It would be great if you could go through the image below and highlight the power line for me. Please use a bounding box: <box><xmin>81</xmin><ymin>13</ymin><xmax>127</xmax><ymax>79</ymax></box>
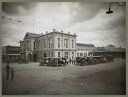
<box><xmin>2</xmin><ymin>15</ymin><xmax>45</xmax><ymax>28</ymax></box>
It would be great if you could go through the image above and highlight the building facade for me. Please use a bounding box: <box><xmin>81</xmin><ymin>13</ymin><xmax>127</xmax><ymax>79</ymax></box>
<box><xmin>76</xmin><ymin>43</ymin><xmax>96</xmax><ymax>57</ymax></box>
<box><xmin>20</xmin><ymin>29</ymin><xmax>79</xmax><ymax>62</ymax></box>
<box><xmin>20</xmin><ymin>32</ymin><xmax>40</xmax><ymax>62</ymax></box>
<box><xmin>2</xmin><ymin>45</ymin><xmax>20</xmax><ymax>62</ymax></box>
<box><xmin>93</xmin><ymin>45</ymin><xmax>126</xmax><ymax>58</ymax></box>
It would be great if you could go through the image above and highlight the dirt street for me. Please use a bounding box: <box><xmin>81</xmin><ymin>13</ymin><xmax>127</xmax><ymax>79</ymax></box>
<box><xmin>2</xmin><ymin>59</ymin><xmax>126</xmax><ymax>95</ymax></box>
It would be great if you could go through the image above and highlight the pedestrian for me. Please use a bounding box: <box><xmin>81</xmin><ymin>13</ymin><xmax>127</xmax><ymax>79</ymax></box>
<box><xmin>11</xmin><ymin>67</ymin><xmax>14</xmax><ymax>81</ymax></box>
<box><xmin>69</xmin><ymin>58</ymin><xmax>71</xmax><ymax>64</ymax></box>
<box><xmin>6</xmin><ymin>62</ymin><xmax>10</xmax><ymax>80</ymax></box>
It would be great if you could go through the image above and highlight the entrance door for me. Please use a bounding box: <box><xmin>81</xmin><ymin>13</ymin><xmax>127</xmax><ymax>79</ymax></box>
<box><xmin>33</xmin><ymin>54</ymin><xmax>37</xmax><ymax>62</ymax></box>
<box><xmin>44</xmin><ymin>53</ymin><xmax>47</xmax><ymax>58</ymax></box>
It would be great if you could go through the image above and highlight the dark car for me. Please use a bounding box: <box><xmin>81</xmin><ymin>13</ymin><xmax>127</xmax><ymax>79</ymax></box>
<box><xmin>39</xmin><ymin>57</ymin><xmax>51</xmax><ymax>66</ymax></box>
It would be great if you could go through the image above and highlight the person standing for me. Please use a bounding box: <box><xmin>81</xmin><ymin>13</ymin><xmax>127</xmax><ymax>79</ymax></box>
<box><xmin>11</xmin><ymin>67</ymin><xmax>14</xmax><ymax>81</ymax></box>
<box><xmin>6</xmin><ymin>62</ymin><xmax>10</xmax><ymax>80</ymax></box>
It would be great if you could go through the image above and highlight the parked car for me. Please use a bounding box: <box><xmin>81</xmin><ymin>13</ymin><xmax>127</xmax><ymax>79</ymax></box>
<box><xmin>39</xmin><ymin>57</ymin><xmax>67</xmax><ymax>67</ymax></box>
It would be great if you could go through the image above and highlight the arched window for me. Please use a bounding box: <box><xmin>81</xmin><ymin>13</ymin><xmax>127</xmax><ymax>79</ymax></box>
<box><xmin>80</xmin><ymin>53</ymin><xmax>83</xmax><ymax>57</ymax></box>
<box><xmin>58</xmin><ymin>38</ymin><xmax>60</xmax><ymax>48</ymax></box>
<box><xmin>64</xmin><ymin>38</ymin><xmax>68</xmax><ymax>48</ymax></box>
<box><xmin>72</xmin><ymin>39</ymin><xmax>74</xmax><ymax>48</ymax></box>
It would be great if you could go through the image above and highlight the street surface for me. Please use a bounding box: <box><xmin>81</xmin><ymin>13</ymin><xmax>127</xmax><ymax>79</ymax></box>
<box><xmin>2</xmin><ymin>59</ymin><xmax>126</xmax><ymax>95</ymax></box>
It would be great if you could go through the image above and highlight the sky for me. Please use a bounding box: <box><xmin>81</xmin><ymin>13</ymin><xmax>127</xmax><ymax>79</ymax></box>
<box><xmin>2</xmin><ymin>2</ymin><xmax>126</xmax><ymax>48</ymax></box>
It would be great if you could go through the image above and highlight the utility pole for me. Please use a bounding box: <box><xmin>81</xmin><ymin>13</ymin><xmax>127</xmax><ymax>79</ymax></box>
<box><xmin>33</xmin><ymin>16</ymin><xmax>34</xmax><ymax>33</ymax></box>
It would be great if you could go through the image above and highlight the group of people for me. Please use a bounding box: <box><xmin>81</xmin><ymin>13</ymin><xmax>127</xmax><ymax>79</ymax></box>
<box><xmin>68</xmin><ymin>58</ymin><xmax>76</xmax><ymax>65</ymax></box>
<box><xmin>6</xmin><ymin>62</ymin><xmax>14</xmax><ymax>81</ymax></box>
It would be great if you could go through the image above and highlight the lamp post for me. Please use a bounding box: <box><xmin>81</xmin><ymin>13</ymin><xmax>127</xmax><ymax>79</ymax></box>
<box><xmin>106</xmin><ymin>2</ymin><xmax>126</xmax><ymax>14</ymax></box>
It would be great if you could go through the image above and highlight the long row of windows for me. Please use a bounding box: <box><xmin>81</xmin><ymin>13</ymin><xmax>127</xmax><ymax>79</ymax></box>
<box><xmin>34</xmin><ymin>38</ymin><xmax>75</xmax><ymax>50</ymax></box>
<box><xmin>58</xmin><ymin>38</ymin><xmax>74</xmax><ymax>48</ymax></box>
<box><xmin>77</xmin><ymin>52</ymin><xmax>87</xmax><ymax>57</ymax></box>
<box><xmin>77</xmin><ymin>52</ymin><xmax>93</xmax><ymax>57</ymax></box>
<box><xmin>35</xmin><ymin>38</ymin><xmax>53</xmax><ymax>50</ymax></box>
<box><xmin>57</xmin><ymin>52</ymin><xmax>74</xmax><ymax>59</ymax></box>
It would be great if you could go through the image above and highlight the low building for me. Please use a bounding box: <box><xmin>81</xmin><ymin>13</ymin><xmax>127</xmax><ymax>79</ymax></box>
<box><xmin>93</xmin><ymin>45</ymin><xmax>126</xmax><ymax>58</ymax></box>
<box><xmin>76</xmin><ymin>43</ymin><xmax>96</xmax><ymax>57</ymax></box>
<box><xmin>2</xmin><ymin>45</ymin><xmax>20</xmax><ymax>63</ymax></box>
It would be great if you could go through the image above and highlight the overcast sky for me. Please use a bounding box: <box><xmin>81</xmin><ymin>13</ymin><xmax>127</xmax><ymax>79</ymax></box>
<box><xmin>2</xmin><ymin>2</ymin><xmax>126</xmax><ymax>48</ymax></box>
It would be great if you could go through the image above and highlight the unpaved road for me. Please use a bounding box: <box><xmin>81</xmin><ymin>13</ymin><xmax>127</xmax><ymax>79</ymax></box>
<box><xmin>2</xmin><ymin>59</ymin><xmax>126</xmax><ymax>95</ymax></box>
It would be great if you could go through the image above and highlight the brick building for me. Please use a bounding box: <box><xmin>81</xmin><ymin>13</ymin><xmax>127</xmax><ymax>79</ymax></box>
<box><xmin>2</xmin><ymin>45</ymin><xmax>20</xmax><ymax>62</ymax></box>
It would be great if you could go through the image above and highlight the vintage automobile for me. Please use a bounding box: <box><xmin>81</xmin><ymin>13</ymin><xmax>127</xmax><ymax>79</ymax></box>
<box><xmin>76</xmin><ymin>57</ymin><xmax>90</xmax><ymax>66</ymax></box>
<box><xmin>49</xmin><ymin>57</ymin><xmax>67</xmax><ymax>67</ymax></box>
<box><xmin>39</xmin><ymin>57</ymin><xmax>67</xmax><ymax>67</ymax></box>
<box><xmin>76</xmin><ymin>56</ymin><xmax>104</xmax><ymax>66</ymax></box>
<box><xmin>39</xmin><ymin>57</ymin><xmax>51</xmax><ymax>66</ymax></box>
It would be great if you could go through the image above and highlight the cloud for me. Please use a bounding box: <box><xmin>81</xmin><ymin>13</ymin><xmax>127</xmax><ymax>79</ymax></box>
<box><xmin>68</xmin><ymin>2</ymin><xmax>110</xmax><ymax>23</ymax></box>
<box><xmin>2</xmin><ymin>2</ymin><xmax>38</xmax><ymax>15</ymax></box>
<box><xmin>1</xmin><ymin>2</ymin><xmax>126</xmax><ymax>48</ymax></box>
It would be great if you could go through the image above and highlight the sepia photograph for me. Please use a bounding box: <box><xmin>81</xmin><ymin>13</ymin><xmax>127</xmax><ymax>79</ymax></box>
<box><xmin>1</xmin><ymin>2</ymin><xmax>126</xmax><ymax>95</ymax></box>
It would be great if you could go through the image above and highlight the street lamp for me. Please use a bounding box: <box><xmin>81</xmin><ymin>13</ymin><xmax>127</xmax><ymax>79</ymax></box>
<box><xmin>106</xmin><ymin>2</ymin><xmax>126</xmax><ymax>14</ymax></box>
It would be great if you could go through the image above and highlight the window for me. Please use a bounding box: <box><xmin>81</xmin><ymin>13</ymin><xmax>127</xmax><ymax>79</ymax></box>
<box><xmin>50</xmin><ymin>38</ymin><xmax>53</xmax><ymax>48</ymax></box>
<box><xmin>34</xmin><ymin>41</ymin><xmax>36</xmax><ymax>50</ymax></box>
<box><xmin>84</xmin><ymin>53</ymin><xmax>86</xmax><ymax>57</ymax></box>
<box><xmin>48</xmin><ymin>38</ymin><xmax>50</xmax><ymax>48</ymax></box>
<box><xmin>27</xmin><ymin>41</ymin><xmax>29</xmax><ymax>50</ymax></box>
<box><xmin>38</xmin><ymin>40</ymin><xmax>40</xmax><ymax>49</ymax></box>
<box><xmin>44</xmin><ymin>53</ymin><xmax>47</xmax><ymax>58</ymax></box>
<box><xmin>65</xmin><ymin>52</ymin><xmax>68</xmax><ymax>59</ymax></box>
<box><xmin>58</xmin><ymin>52</ymin><xmax>60</xmax><ymax>57</ymax></box>
<box><xmin>43</xmin><ymin>39</ymin><xmax>46</xmax><ymax>48</ymax></box>
<box><xmin>72</xmin><ymin>39</ymin><xmax>74</xmax><ymax>48</ymax></box>
<box><xmin>58</xmin><ymin>38</ymin><xmax>60</xmax><ymax>48</ymax></box>
<box><xmin>80</xmin><ymin>53</ymin><xmax>83</xmax><ymax>57</ymax></box>
<box><xmin>64</xmin><ymin>38</ymin><xmax>68</xmax><ymax>48</ymax></box>
<box><xmin>41</xmin><ymin>40</ymin><xmax>43</xmax><ymax>49</ymax></box>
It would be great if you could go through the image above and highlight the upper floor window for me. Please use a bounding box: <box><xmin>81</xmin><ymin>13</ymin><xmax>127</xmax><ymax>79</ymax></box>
<box><xmin>27</xmin><ymin>41</ymin><xmax>29</xmax><ymax>50</ymax></box>
<box><xmin>48</xmin><ymin>38</ymin><xmax>53</xmax><ymax>48</ymax></box>
<box><xmin>58</xmin><ymin>38</ymin><xmax>60</xmax><ymax>48</ymax></box>
<box><xmin>48</xmin><ymin>38</ymin><xmax>50</xmax><ymax>48</ymax></box>
<box><xmin>64</xmin><ymin>38</ymin><xmax>68</xmax><ymax>48</ymax></box>
<box><xmin>43</xmin><ymin>39</ymin><xmax>46</xmax><ymax>48</ymax></box>
<box><xmin>72</xmin><ymin>39</ymin><xmax>74</xmax><ymax>48</ymax></box>
<box><xmin>39</xmin><ymin>40</ymin><xmax>40</xmax><ymax>49</ymax></box>
<box><xmin>33</xmin><ymin>41</ymin><xmax>36</xmax><ymax>50</ymax></box>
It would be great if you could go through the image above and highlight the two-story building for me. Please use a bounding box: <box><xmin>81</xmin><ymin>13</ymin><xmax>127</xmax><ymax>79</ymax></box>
<box><xmin>20</xmin><ymin>32</ymin><xmax>40</xmax><ymax>62</ymax></box>
<box><xmin>20</xmin><ymin>29</ymin><xmax>77</xmax><ymax>62</ymax></box>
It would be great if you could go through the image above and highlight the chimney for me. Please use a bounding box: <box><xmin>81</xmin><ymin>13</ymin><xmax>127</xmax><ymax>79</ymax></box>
<box><xmin>74</xmin><ymin>33</ymin><xmax>76</xmax><ymax>35</ymax></box>
<box><xmin>46</xmin><ymin>31</ymin><xmax>48</xmax><ymax>34</ymax></box>
<box><xmin>61</xmin><ymin>30</ymin><xmax>63</xmax><ymax>33</ymax></box>
<box><xmin>68</xmin><ymin>32</ymin><xmax>70</xmax><ymax>34</ymax></box>
<box><xmin>53</xmin><ymin>29</ymin><xmax>56</xmax><ymax>32</ymax></box>
<box><xmin>41</xmin><ymin>33</ymin><xmax>43</xmax><ymax>35</ymax></box>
